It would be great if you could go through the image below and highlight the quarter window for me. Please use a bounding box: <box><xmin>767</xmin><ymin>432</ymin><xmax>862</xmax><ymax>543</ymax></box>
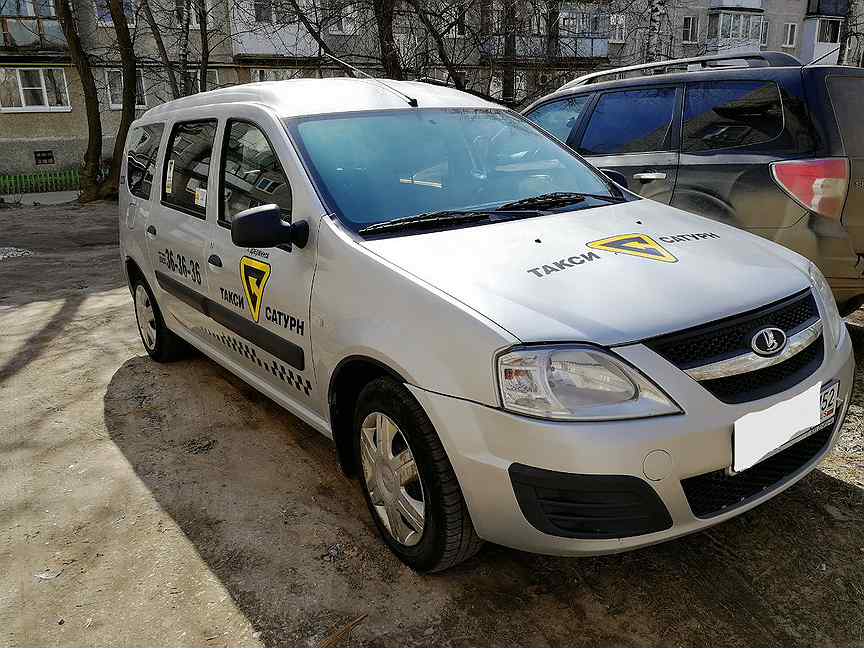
<box><xmin>579</xmin><ymin>87</ymin><xmax>676</xmax><ymax>155</ymax></box>
<box><xmin>682</xmin><ymin>81</ymin><xmax>783</xmax><ymax>152</ymax></box>
<box><xmin>127</xmin><ymin>123</ymin><xmax>164</xmax><ymax>200</ymax></box>
<box><xmin>527</xmin><ymin>95</ymin><xmax>590</xmax><ymax>144</ymax></box>
<box><xmin>162</xmin><ymin>120</ymin><xmax>217</xmax><ymax>217</ymax></box>
<box><xmin>221</xmin><ymin>121</ymin><xmax>293</xmax><ymax>225</ymax></box>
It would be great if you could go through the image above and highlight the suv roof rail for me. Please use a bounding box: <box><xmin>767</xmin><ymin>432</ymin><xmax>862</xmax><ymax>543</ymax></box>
<box><xmin>559</xmin><ymin>51</ymin><xmax>802</xmax><ymax>90</ymax></box>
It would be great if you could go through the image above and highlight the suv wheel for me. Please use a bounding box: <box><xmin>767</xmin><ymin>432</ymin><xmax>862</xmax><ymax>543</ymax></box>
<box><xmin>132</xmin><ymin>277</ymin><xmax>187</xmax><ymax>362</ymax></box>
<box><xmin>353</xmin><ymin>377</ymin><xmax>483</xmax><ymax>572</ymax></box>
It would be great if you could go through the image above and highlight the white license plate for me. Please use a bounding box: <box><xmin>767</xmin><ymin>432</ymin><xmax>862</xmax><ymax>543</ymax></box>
<box><xmin>733</xmin><ymin>381</ymin><xmax>840</xmax><ymax>473</ymax></box>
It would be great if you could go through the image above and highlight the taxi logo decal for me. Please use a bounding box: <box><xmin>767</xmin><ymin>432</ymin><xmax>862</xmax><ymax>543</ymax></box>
<box><xmin>586</xmin><ymin>233</ymin><xmax>677</xmax><ymax>263</ymax></box>
<box><xmin>240</xmin><ymin>256</ymin><xmax>272</xmax><ymax>322</ymax></box>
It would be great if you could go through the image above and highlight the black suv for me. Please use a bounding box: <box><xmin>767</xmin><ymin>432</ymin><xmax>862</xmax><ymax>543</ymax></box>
<box><xmin>523</xmin><ymin>52</ymin><xmax>864</xmax><ymax>313</ymax></box>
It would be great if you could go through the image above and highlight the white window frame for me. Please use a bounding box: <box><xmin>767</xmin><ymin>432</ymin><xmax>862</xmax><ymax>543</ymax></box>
<box><xmin>0</xmin><ymin>67</ymin><xmax>70</xmax><ymax>112</ymax></box>
<box><xmin>783</xmin><ymin>22</ymin><xmax>797</xmax><ymax>48</ymax></box>
<box><xmin>760</xmin><ymin>19</ymin><xmax>769</xmax><ymax>46</ymax></box>
<box><xmin>328</xmin><ymin>1</ymin><xmax>356</xmax><ymax>34</ymax></box>
<box><xmin>682</xmin><ymin>15</ymin><xmax>698</xmax><ymax>44</ymax></box>
<box><xmin>609</xmin><ymin>13</ymin><xmax>625</xmax><ymax>43</ymax></box>
<box><xmin>192</xmin><ymin>68</ymin><xmax>220</xmax><ymax>91</ymax></box>
<box><xmin>94</xmin><ymin>0</ymin><xmax>136</xmax><ymax>27</ymax></box>
<box><xmin>817</xmin><ymin>17</ymin><xmax>842</xmax><ymax>44</ymax></box>
<box><xmin>106</xmin><ymin>68</ymin><xmax>147</xmax><ymax>110</ymax></box>
<box><xmin>252</xmin><ymin>0</ymin><xmax>271</xmax><ymax>23</ymax></box>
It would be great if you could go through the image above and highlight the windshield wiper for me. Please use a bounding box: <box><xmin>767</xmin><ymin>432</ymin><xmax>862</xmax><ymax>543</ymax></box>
<box><xmin>497</xmin><ymin>191</ymin><xmax>626</xmax><ymax>211</ymax></box>
<box><xmin>358</xmin><ymin>210</ymin><xmax>495</xmax><ymax>235</ymax></box>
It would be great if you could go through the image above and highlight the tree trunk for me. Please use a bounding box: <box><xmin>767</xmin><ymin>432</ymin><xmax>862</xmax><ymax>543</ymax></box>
<box><xmin>544</xmin><ymin>0</ymin><xmax>560</xmax><ymax>60</ymax></box>
<box><xmin>646</xmin><ymin>0</ymin><xmax>666</xmax><ymax>62</ymax></box>
<box><xmin>373</xmin><ymin>0</ymin><xmax>404</xmax><ymax>78</ymax></box>
<box><xmin>55</xmin><ymin>0</ymin><xmax>103</xmax><ymax>202</ymax></box>
<box><xmin>409</xmin><ymin>0</ymin><xmax>462</xmax><ymax>88</ymax></box>
<box><xmin>502</xmin><ymin>0</ymin><xmax>517</xmax><ymax>103</ymax></box>
<box><xmin>178</xmin><ymin>0</ymin><xmax>192</xmax><ymax>95</ymax></box>
<box><xmin>98</xmin><ymin>0</ymin><xmax>138</xmax><ymax>199</ymax></box>
<box><xmin>142</xmin><ymin>0</ymin><xmax>180</xmax><ymax>98</ymax></box>
<box><xmin>198</xmin><ymin>0</ymin><xmax>210</xmax><ymax>92</ymax></box>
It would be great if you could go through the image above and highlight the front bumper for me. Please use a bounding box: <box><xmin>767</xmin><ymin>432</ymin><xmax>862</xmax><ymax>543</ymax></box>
<box><xmin>407</xmin><ymin>329</ymin><xmax>855</xmax><ymax>556</ymax></box>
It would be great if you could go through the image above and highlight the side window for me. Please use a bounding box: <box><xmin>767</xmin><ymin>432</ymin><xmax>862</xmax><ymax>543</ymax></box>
<box><xmin>127</xmin><ymin>123</ymin><xmax>164</xmax><ymax>200</ymax></box>
<box><xmin>221</xmin><ymin>121</ymin><xmax>293</xmax><ymax>226</ymax></box>
<box><xmin>682</xmin><ymin>81</ymin><xmax>783</xmax><ymax>152</ymax></box>
<box><xmin>162</xmin><ymin>120</ymin><xmax>218</xmax><ymax>217</ymax></box>
<box><xmin>579</xmin><ymin>87</ymin><xmax>677</xmax><ymax>155</ymax></box>
<box><xmin>527</xmin><ymin>95</ymin><xmax>590</xmax><ymax>143</ymax></box>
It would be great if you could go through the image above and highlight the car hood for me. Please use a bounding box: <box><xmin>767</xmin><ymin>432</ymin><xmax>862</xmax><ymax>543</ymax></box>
<box><xmin>361</xmin><ymin>200</ymin><xmax>811</xmax><ymax>346</ymax></box>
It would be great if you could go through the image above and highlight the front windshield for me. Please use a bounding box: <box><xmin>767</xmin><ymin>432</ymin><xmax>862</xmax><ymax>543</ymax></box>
<box><xmin>288</xmin><ymin>108</ymin><xmax>619</xmax><ymax>233</ymax></box>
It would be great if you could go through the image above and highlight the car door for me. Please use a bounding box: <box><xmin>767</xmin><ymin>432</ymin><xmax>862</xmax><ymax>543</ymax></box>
<box><xmin>572</xmin><ymin>85</ymin><xmax>681</xmax><ymax>203</ymax></box>
<box><xmin>146</xmin><ymin>118</ymin><xmax>216</xmax><ymax>334</ymax></box>
<box><xmin>205</xmin><ymin>110</ymin><xmax>319</xmax><ymax>411</ymax></box>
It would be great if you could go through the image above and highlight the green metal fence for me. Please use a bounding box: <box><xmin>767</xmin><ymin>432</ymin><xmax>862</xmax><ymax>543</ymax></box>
<box><xmin>0</xmin><ymin>169</ymin><xmax>80</xmax><ymax>195</ymax></box>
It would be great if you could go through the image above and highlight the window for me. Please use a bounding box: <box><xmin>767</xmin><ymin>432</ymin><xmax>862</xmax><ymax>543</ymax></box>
<box><xmin>453</xmin><ymin>3</ymin><xmax>466</xmax><ymax>36</ymax></box>
<box><xmin>609</xmin><ymin>13</ymin><xmax>625</xmax><ymax>43</ymax></box>
<box><xmin>0</xmin><ymin>67</ymin><xmax>69</xmax><ymax>111</ymax></box>
<box><xmin>783</xmin><ymin>22</ymin><xmax>797</xmax><ymax>47</ymax></box>
<box><xmin>748</xmin><ymin>15</ymin><xmax>762</xmax><ymax>41</ymax></box>
<box><xmin>0</xmin><ymin>0</ymin><xmax>54</xmax><ymax>16</ymax></box>
<box><xmin>527</xmin><ymin>95</ymin><xmax>590</xmax><ymax>144</ymax></box>
<box><xmin>127</xmin><ymin>123</ymin><xmax>164</xmax><ymax>199</ymax></box>
<box><xmin>682</xmin><ymin>15</ymin><xmax>697</xmax><ymax>44</ymax></box>
<box><xmin>579</xmin><ymin>87</ymin><xmax>677</xmax><ymax>156</ymax></box>
<box><xmin>94</xmin><ymin>0</ymin><xmax>135</xmax><ymax>26</ymax></box>
<box><xmin>252</xmin><ymin>68</ymin><xmax>299</xmax><ymax>82</ymax></box>
<box><xmin>682</xmin><ymin>81</ymin><xmax>783</xmax><ymax>152</ymax></box>
<box><xmin>253</xmin><ymin>0</ymin><xmax>271</xmax><ymax>22</ymax></box>
<box><xmin>163</xmin><ymin>120</ymin><xmax>217</xmax><ymax>217</ymax></box>
<box><xmin>328</xmin><ymin>0</ymin><xmax>354</xmax><ymax>34</ymax></box>
<box><xmin>221</xmin><ymin>121</ymin><xmax>292</xmax><ymax>225</ymax></box>
<box><xmin>106</xmin><ymin>69</ymin><xmax>147</xmax><ymax>109</ymax></box>
<box><xmin>191</xmin><ymin>68</ymin><xmax>219</xmax><ymax>92</ymax></box>
<box><xmin>175</xmin><ymin>0</ymin><xmax>207</xmax><ymax>28</ymax></box>
<box><xmin>760</xmin><ymin>20</ymin><xmax>769</xmax><ymax>46</ymax></box>
<box><xmin>818</xmin><ymin>18</ymin><xmax>841</xmax><ymax>43</ymax></box>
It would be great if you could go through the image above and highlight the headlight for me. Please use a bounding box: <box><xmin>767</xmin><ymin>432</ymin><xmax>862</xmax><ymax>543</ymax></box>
<box><xmin>809</xmin><ymin>262</ymin><xmax>844</xmax><ymax>349</ymax></box>
<box><xmin>497</xmin><ymin>345</ymin><xmax>681</xmax><ymax>421</ymax></box>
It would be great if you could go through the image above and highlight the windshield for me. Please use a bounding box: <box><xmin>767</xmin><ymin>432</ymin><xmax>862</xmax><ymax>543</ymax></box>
<box><xmin>288</xmin><ymin>108</ymin><xmax>621</xmax><ymax>234</ymax></box>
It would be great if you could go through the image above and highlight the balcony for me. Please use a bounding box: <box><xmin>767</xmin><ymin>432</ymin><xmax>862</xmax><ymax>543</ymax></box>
<box><xmin>806</xmin><ymin>0</ymin><xmax>848</xmax><ymax>17</ymax></box>
<box><xmin>708</xmin><ymin>0</ymin><xmax>763</xmax><ymax>10</ymax></box>
<box><xmin>480</xmin><ymin>34</ymin><xmax>608</xmax><ymax>60</ymax></box>
<box><xmin>0</xmin><ymin>17</ymin><xmax>66</xmax><ymax>51</ymax></box>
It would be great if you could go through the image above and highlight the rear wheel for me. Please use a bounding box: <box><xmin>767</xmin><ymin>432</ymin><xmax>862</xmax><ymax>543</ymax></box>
<box><xmin>353</xmin><ymin>377</ymin><xmax>483</xmax><ymax>572</ymax></box>
<box><xmin>131</xmin><ymin>277</ymin><xmax>187</xmax><ymax>362</ymax></box>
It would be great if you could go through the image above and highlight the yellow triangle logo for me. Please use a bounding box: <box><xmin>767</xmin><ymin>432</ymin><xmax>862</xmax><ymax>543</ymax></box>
<box><xmin>586</xmin><ymin>233</ymin><xmax>677</xmax><ymax>263</ymax></box>
<box><xmin>240</xmin><ymin>256</ymin><xmax>271</xmax><ymax>322</ymax></box>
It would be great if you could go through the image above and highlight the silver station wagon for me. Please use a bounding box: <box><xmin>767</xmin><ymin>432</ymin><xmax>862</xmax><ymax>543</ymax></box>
<box><xmin>119</xmin><ymin>78</ymin><xmax>854</xmax><ymax>572</ymax></box>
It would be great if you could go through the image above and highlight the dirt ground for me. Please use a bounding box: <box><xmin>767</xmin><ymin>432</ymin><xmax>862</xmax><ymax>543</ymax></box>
<box><xmin>1</xmin><ymin>202</ymin><xmax>862</xmax><ymax>648</ymax></box>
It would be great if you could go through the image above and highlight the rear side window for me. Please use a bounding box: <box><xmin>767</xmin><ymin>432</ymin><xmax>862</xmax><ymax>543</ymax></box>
<box><xmin>527</xmin><ymin>95</ymin><xmax>590</xmax><ymax>144</ymax></box>
<box><xmin>579</xmin><ymin>87</ymin><xmax>676</xmax><ymax>155</ymax></box>
<box><xmin>828</xmin><ymin>76</ymin><xmax>864</xmax><ymax>157</ymax></box>
<box><xmin>127</xmin><ymin>123</ymin><xmax>163</xmax><ymax>200</ymax></box>
<box><xmin>683</xmin><ymin>81</ymin><xmax>783</xmax><ymax>152</ymax></box>
<box><xmin>221</xmin><ymin>121</ymin><xmax>293</xmax><ymax>226</ymax></box>
<box><xmin>162</xmin><ymin>120</ymin><xmax>218</xmax><ymax>217</ymax></box>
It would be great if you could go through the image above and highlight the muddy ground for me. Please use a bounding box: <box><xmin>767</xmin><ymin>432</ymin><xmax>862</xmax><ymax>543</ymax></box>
<box><xmin>0</xmin><ymin>202</ymin><xmax>862</xmax><ymax>647</ymax></box>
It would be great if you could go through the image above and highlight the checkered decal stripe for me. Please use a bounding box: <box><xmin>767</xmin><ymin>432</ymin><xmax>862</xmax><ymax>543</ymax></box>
<box><xmin>202</xmin><ymin>328</ymin><xmax>312</xmax><ymax>396</ymax></box>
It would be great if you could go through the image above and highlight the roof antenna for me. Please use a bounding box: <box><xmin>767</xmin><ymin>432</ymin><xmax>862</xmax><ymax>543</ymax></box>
<box><xmin>804</xmin><ymin>45</ymin><xmax>842</xmax><ymax>67</ymax></box>
<box><xmin>322</xmin><ymin>52</ymin><xmax>418</xmax><ymax>107</ymax></box>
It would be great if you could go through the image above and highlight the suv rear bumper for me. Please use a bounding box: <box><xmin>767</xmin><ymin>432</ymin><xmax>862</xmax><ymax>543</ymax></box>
<box><xmin>408</xmin><ymin>329</ymin><xmax>854</xmax><ymax>556</ymax></box>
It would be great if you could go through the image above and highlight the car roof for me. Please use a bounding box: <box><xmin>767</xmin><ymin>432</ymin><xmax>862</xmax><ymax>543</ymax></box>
<box><xmin>142</xmin><ymin>77</ymin><xmax>498</xmax><ymax>120</ymax></box>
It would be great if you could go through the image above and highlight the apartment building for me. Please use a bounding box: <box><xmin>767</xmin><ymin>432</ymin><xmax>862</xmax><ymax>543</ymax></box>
<box><xmin>0</xmin><ymin>0</ymin><xmax>859</xmax><ymax>175</ymax></box>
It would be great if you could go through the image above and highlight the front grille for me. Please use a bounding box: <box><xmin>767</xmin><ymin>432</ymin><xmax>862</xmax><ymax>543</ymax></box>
<box><xmin>645</xmin><ymin>289</ymin><xmax>822</xmax><ymax>403</ymax></box>
<box><xmin>681</xmin><ymin>425</ymin><xmax>833</xmax><ymax>518</ymax></box>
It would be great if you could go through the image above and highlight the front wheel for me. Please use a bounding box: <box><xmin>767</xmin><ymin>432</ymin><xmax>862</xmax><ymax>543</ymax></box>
<box><xmin>353</xmin><ymin>377</ymin><xmax>483</xmax><ymax>572</ymax></box>
<box><xmin>131</xmin><ymin>276</ymin><xmax>187</xmax><ymax>362</ymax></box>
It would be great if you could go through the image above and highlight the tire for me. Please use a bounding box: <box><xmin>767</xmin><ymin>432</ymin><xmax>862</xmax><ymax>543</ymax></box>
<box><xmin>131</xmin><ymin>275</ymin><xmax>188</xmax><ymax>362</ymax></box>
<box><xmin>353</xmin><ymin>377</ymin><xmax>483</xmax><ymax>572</ymax></box>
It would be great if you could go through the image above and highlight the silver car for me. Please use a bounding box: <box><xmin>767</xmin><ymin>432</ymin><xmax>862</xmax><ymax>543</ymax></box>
<box><xmin>119</xmin><ymin>78</ymin><xmax>855</xmax><ymax>572</ymax></box>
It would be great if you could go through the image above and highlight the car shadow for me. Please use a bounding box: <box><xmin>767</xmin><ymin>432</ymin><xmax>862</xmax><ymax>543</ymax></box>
<box><xmin>103</xmin><ymin>328</ymin><xmax>864</xmax><ymax>647</ymax></box>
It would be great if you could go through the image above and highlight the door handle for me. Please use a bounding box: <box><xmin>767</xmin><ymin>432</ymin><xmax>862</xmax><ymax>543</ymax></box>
<box><xmin>207</xmin><ymin>254</ymin><xmax>223</xmax><ymax>268</ymax></box>
<box><xmin>633</xmin><ymin>172</ymin><xmax>667</xmax><ymax>182</ymax></box>
<box><xmin>145</xmin><ymin>225</ymin><xmax>157</xmax><ymax>238</ymax></box>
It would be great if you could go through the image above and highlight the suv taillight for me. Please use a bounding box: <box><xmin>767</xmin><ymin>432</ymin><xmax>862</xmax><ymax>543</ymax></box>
<box><xmin>770</xmin><ymin>158</ymin><xmax>849</xmax><ymax>220</ymax></box>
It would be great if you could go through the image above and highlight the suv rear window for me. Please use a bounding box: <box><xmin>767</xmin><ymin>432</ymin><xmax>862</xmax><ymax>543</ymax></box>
<box><xmin>162</xmin><ymin>120</ymin><xmax>218</xmax><ymax>217</ymax></box>
<box><xmin>828</xmin><ymin>76</ymin><xmax>864</xmax><ymax>157</ymax></box>
<box><xmin>682</xmin><ymin>81</ymin><xmax>783</xmax><ymax>152</ymax></box>
<box><xmin>127</xmin><ymin>123</ymin><xmax>163</xmax><ymax>200</ymax></box>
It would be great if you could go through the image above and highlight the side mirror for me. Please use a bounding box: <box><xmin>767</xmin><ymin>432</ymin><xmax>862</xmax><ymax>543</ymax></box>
<box><xmin>599</xmin><ymin>168</ymin><xmax>628</xmax><ymax>190</ymax></box>
<box><xmin>230</xmin><ymin>204</ymin><xmax>309</xmax><ymax>251</ymax></box>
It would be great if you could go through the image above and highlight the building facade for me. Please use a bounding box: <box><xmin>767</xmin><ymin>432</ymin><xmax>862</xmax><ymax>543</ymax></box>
<box><xmin>0</xmin><ymin>0</ymin><xmax>860</xmax><ymax>175</ymax></box>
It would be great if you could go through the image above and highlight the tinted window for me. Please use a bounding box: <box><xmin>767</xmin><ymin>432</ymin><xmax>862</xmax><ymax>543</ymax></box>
<box><xmin>683</xmin><ymin>81</ymin><xmax>783</xmax><ymax>152</ymax></box>
<box><xmin>163</xmin><ymin>120</ymin><xmax>217</xmax><ymax>217</ymax></box>
<box><xmin>828</xmin><ymin>76</ymin><xmax>864</xmax><ymax>157</ymax></box>
<box><xmin>127</xmin><ymin>123</ymin><xmax>163</xmax><ymax>200</ymax></box>
<box><xmin>221</xmin><ymin>121</ymin><xmax>293</xmax><ymax>226</ymax></box>
<box><xmin>527</xmin><ymin>95</ymin><xmax>590</xmax><ymax>143</ymax></box>
<box><xmin>579</xmin><ymin>88</ymin><xmax>676</xmax><ymax>155</ymax></box>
